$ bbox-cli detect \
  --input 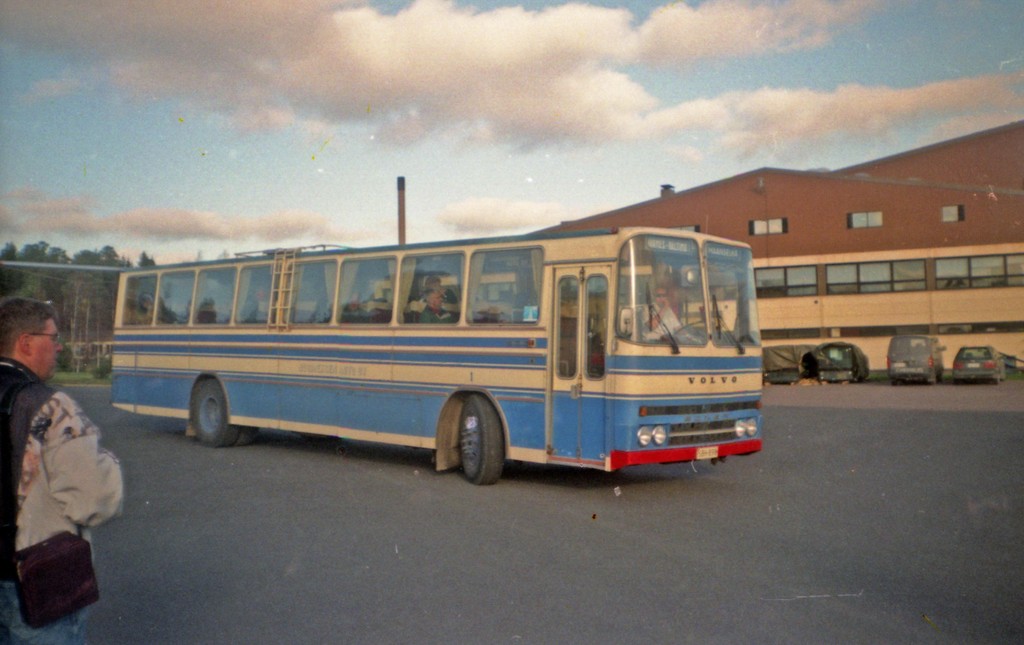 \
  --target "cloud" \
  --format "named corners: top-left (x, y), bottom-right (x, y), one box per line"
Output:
top-left (20, 76), bottom-right (86, 104)
top-left (0, 0), bottom-right (880, 147)
top-left (638, 0), bottom-right (883, 65)
top-left (437, 197), bottom-right (572, 235)
top-left (1, 187), bottom-right (367, 246)
top-left (2, 0), bottom-right (1019, 157)
top-left (642, 74), bottom-right (1024, 158)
